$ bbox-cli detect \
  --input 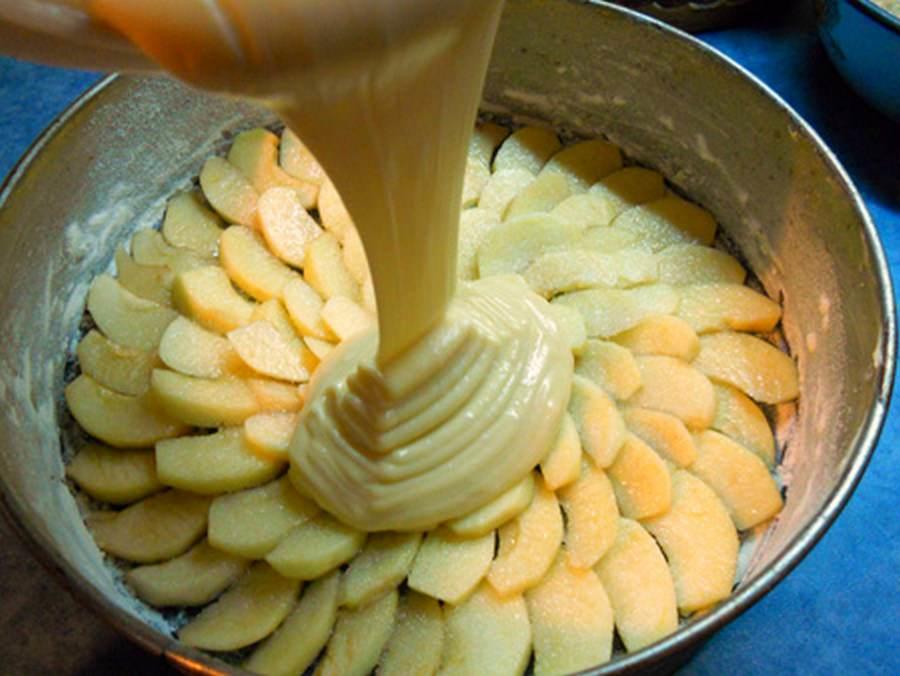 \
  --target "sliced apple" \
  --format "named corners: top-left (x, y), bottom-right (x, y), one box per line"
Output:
top-left (77, 329), bottom-right (159, 396)
top-left (691, 430), bottom-right (783, 530)
top-left (220, 225), bottom-right (300, 301)
top-left (282, 277), bottom-right (333, 340)
top-left (446, 473), bottom-right (535, 538)
top-left (693, 332), bottom-right (799, 404)
top-left (525, 555), bottom-right (614, 674)
top-left (657, 243), bottom-right (746, 286)
top-left (611, 314), bottom-right (700, 361)
top-left (171, 265), bottom-right (255, 334)
top-left (243, 412), bottom-right (300, 463)
top-left (613, 197), bottom-right (716, 251)
top-left (66, 444), bottom-right (162, 505)
top-left (408, 528), bottom-right (495, 605)
top-left (540, 412), bottom-right (582, 491)
top-left (558, 461), bottom-right (619, 568)
top-left (575, 339), bottom-right (642, 401)
top-left (126, 540), bottom-right (248, 607)
top-left (492, 126), bottom-right (560, 174)
top-left (478, 212), bottom-right (582, 278)
top-left (678, 283), bottom-right (782, 334)
top-left (305, 336), bottom-right (336, 361)
top-left (477, 168), bottom-right (535, 217)
top-left (458, 208), bottom-right (500, 281)
top-left (711, 383), bottom-right (775, 466)
top-left (87, 490), bottom-right (209, 563)
top-left (317, 178), bottom-right (353, 241)
top-left (179, 562), bottom-right (299, 651)
top-left (280, 128), bottom-right (326, 188)
top-left (339, 531), bottom-right (422, 608)
top-left (567, 375), bottom-right (627, 468)
top-left (150, 369), bottom-right (259, 427)
top-left (228, 128), bottom-right (317, 207)
top-left (159, 316), bottom-right (245, 380)
top-left (228, 320), bottom-right (310, 382)
top-left (156, 428), bottom-right (283, 495)
top-left (504, 171), bottom-right (570, 220)
top-left (378, 590), bottom-right (444, 676)
top-left (316, 589), bottom-right (398, 676)
top-left (130, 229), bottom-right (213, 274)
top-left (245, 570), bottom-right (339, 676)
top-left (629, 355), bottom-right (716, 430)
top-left (341, 226), bottom-right (370, 286)
top-left (161, 190), bottom-right (223, 257)
top-left (305, 232), bottom-right (360, 301)
top-left (462, 157), bottom-right (491, 208)
top-left (581, 224), bottom-right (648, 253)
top-left (114, 246), bottom-right (172, 307)
top-left (544, 302), bottom-right (587, 353)
top-left (550, 192), bottom-right (617, 229)
top-left (487, 479), bottom-right (563, 596)
top-left (540, 139), bottom-right (623, 193)
top-left (266, 512), bottom-right (365, 579)
top-left (624, 407), bottom-right (698, 467)
top-left (469, 121), bottom-right (509, 167)
top-left (65, 374), bottom-right (187, 448)
top-left (589, 166), bottom-right (666, 215)
top-left (208, 476), bottom-right (320, 558)
top-left (247, 377), bottom-right (304, 412)
top-left (199, 155), bottom-right (258, 227)
top-left (87, 274), bottom-right (177, 351)
top-left (552, 284), bottom-right (680, 338)
top-left (439, 583), bottom-right (532, 676)
top-left (594, 518), bottom-right (678, 652)
top-left (257, 186), bottom-right (323, 268)
top-left (607, 434), bottom-right (672, 520)
top-left (524, 247), bottom-right (658, 298)
top-left (320, 296), bottom-right (374, 342)
top-left (642, 470), bottom-right (739, 613)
